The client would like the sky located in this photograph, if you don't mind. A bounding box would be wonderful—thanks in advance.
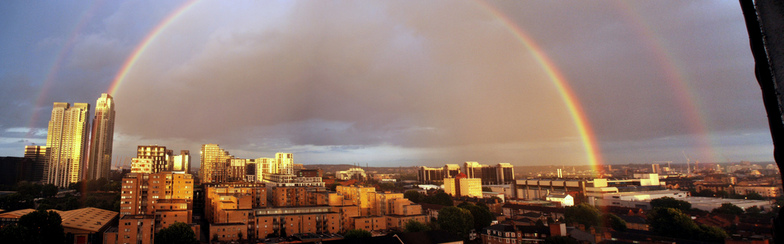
[0,0,773,168]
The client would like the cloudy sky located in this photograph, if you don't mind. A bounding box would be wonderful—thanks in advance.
[0,1,772,168]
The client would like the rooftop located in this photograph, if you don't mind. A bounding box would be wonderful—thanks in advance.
[1,207,118,233]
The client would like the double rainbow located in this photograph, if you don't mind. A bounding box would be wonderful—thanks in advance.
[106,1,606,172]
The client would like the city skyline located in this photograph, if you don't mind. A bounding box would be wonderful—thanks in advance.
[0,1,774,166]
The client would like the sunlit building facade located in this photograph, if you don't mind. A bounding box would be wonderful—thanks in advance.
[276,152,293,175]
[130,158,153,174]
[24,145,47,183]
[200,144,233,183]
[137,145,169,173]
[87,93,115,180]
[46,102,90,188]
[171,150,190,173]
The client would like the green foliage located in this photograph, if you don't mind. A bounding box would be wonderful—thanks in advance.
[422,191,454,206]
[404,219,431,232]
[712,203,744,215]
[488,196,503,204]
[745,206,762,216]
[155,222,197,244]
[459,203,493,231]
[564,203,601,228]
[650,197,691,211]
[0,223,26,243]
[344,229,372,239]
[648,208,698,239]
[41,184,58,198]
[745,192,765,200]
[543,236,579,244]
[697,224,728,242]
[404,190,424,203]
[437,206,474,240]
[482,187,492,192]
[602,213,627,231]
[2,209,66,244]
[0,193,34,211]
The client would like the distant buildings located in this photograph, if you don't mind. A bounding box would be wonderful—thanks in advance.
[87,93,115,180]
[23,145,47,182]
[444,173,482,198]
[199,144,298,185]
[417,162,515,185]
[336,167,366,180]
[46,102,90,188]
[200,144,233,183]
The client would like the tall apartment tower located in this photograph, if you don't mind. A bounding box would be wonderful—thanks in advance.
[464,161,482,178]
[200,144,233,183]
[137,145,168,173]
[87,93,115,180]
[171,150,190,173]
[275,152,293,175]
[46,102,90,188]
[24,145,47,183]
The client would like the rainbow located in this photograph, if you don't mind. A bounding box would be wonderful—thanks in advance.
[107,0,200,96]
[27,3,103,138]
[474,1,604,173]
[616,2,716,164]
[108,0,605,173]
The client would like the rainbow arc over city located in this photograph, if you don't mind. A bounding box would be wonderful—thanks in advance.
[106,1,631,174]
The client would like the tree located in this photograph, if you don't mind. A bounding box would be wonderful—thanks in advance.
[459,203,493,231]
[650,197,691,211]
[745,206,762,216]
[0,224,26,243]
[712,203,744,215]
[404,190,424,203]
[698,224,728,242]
[564,203,601,228]
[404,219,430,232]
[42,184,58,198]
[437,206,474,240]
[745,192,765,200]
[344,229,372,239]
[602,213,627,231]
[155,222,198,244]
[17,209,65,244]
[648,207,700,239]
[426,191,454,206]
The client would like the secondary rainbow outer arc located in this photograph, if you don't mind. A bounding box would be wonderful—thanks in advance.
[109,1,604,171]
[27,3,102,138]
[617,2,716,164]
[475,2,604,172]
[107,0,199,96]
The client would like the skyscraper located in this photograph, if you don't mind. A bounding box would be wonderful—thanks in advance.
[46,102,90,187]
[136,145,168,173]
[87,93,115,180]
[200,144,233,183]
[275,152,293,175]
[171,150,190,173]
[24,145,47,183]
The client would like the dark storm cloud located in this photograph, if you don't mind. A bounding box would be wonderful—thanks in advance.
[115,1,578,160]
[0,1,773,165]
